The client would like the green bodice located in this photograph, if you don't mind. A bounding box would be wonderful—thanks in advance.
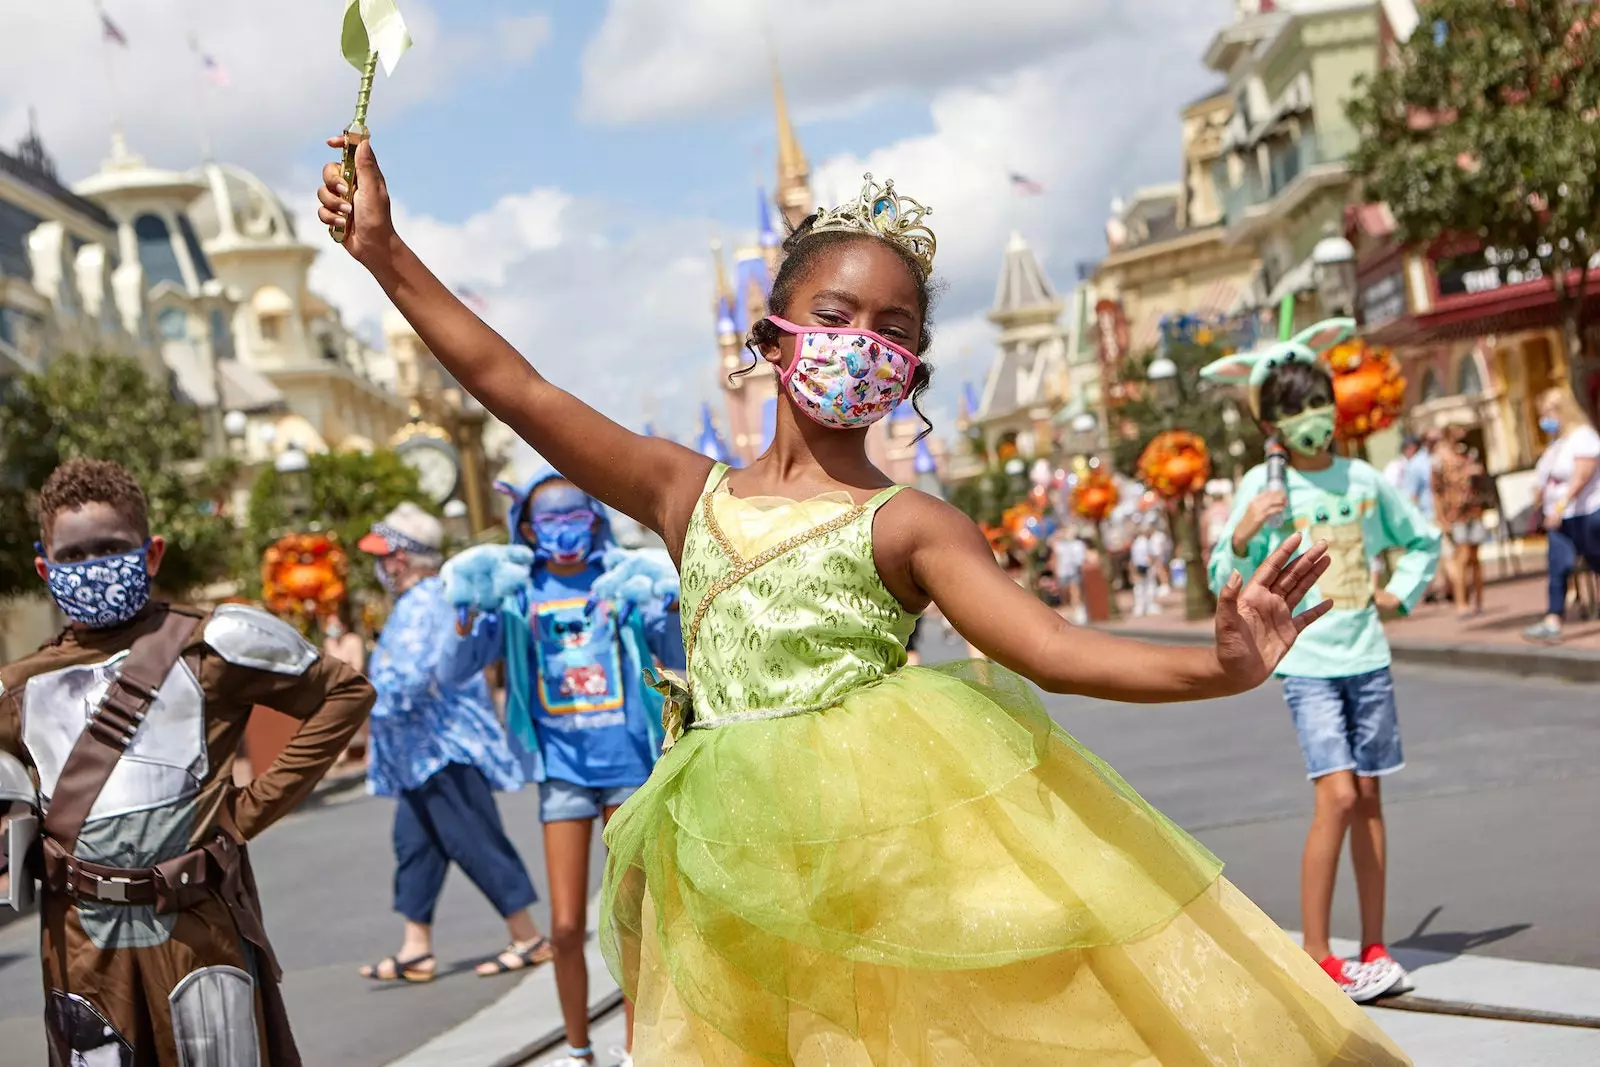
[678,465,915,725]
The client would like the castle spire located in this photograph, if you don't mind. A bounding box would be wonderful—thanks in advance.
[770,55,812,230]
[711,238,734,305]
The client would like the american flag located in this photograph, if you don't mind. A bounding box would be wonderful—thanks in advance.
[455,287,488,313]
[202,53,231,88]
[1009,173,1045,196]
[100,10,128,47]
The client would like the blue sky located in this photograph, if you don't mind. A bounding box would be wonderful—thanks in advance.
[1,0,1231,442]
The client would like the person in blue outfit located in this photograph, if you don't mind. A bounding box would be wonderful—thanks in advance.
[357,503,552,984]
[440,471,683,1067]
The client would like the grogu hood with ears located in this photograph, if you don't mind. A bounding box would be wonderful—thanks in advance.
[494,467,614,563]
[1198,318,1354,420]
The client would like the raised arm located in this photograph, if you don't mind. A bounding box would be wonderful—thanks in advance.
[316,138,712,552]
[893,495,1331,703]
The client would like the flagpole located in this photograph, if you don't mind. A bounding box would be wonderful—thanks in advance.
[92,0,127,153]
[187,34,215,162]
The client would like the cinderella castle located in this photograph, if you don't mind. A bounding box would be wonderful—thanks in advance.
[695,68,943,490]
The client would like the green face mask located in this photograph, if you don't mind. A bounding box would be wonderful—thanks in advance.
[1277,405,1337,456]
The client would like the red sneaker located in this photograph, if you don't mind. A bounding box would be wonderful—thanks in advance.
[1318,954,1404,1003]
[1359,944,1413,994]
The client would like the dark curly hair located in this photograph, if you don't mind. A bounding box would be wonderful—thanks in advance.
[735,215,938,439]
[37,458,149,542]
[1257,359,1335,424]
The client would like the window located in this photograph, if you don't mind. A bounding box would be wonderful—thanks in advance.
[134,214,186,288]
[157,306,188,341]
[210,308,235,360]
[177,215,213,283]
[1457,356,1484,397]
[259,313,284,343]
[1420,367,1445,403]
[0,199,44,279]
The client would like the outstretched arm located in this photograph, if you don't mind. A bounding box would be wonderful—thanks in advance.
[316,139,712,552]
[896,496,1331,703]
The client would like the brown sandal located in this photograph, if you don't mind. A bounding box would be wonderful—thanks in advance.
[476,937,553,976]
[361,953,435,983]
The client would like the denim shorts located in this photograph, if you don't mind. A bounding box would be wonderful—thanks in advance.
[1280,668,1405,780]
[537,778,640,824]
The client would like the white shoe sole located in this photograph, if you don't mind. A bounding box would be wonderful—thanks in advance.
[1345,959,1406,1004]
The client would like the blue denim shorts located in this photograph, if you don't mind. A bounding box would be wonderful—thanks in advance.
[1280,668,1405,780]
[537,778,640,824]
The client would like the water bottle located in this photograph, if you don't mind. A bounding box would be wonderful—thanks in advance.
[1264,438,1288,530]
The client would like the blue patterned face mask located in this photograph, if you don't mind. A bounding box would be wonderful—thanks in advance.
[39,542,153,629]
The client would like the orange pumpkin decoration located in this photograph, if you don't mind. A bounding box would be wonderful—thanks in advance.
[1071,468,1120,523]
[1324,341,1406,444]
[1137,430,1212,501]
[261,532,349,622]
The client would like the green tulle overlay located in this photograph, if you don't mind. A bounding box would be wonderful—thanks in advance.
[601,662,1226,1046]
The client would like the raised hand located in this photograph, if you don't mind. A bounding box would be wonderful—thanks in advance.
[316,136,396,267]
[1214,532,1332,692]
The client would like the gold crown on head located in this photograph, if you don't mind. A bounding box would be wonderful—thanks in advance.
[810,173,936,276]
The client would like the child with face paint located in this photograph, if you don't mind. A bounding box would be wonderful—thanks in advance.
[1206,332,1440,1006]
[322,145,1410,1064]
[439,470,683,1066]
[1,459,374,1065]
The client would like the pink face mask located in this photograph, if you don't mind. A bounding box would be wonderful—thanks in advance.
[767,315,921,430]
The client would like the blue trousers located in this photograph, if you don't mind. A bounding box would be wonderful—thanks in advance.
[1546,511,1600,617]
[393,762,538,925]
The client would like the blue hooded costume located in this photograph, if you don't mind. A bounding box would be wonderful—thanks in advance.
[438,469,684,789]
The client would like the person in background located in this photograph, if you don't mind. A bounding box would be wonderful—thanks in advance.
[1149,520,1173,597]
[1208,349,1439,1005]
[357,503,551,984]
[1382,437,1414,493]
[1129,526,1156,616]
[1524,387,1600,643]
[323,599,370,772]
[1051,526,1088,625]
[1432,427,1487,618]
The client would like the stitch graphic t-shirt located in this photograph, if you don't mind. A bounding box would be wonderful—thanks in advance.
[518,565,655,788]
[1208,456,1440,679]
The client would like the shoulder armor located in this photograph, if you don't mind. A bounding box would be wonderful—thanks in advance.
[204,604,318,676]
[0,750,35,807]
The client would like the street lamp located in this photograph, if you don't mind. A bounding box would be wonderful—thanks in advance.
[1146,356,1179,416]
[1312,231,1357,317]
[1145,357,1215,622]
[274,445,312,522]
[443,499,470,544]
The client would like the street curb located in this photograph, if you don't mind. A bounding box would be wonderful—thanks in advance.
[1102,625,1600,684]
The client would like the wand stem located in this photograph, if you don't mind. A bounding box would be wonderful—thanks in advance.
[330,51,380,245]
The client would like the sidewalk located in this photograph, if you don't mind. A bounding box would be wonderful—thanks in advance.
[1106,572,1600,682]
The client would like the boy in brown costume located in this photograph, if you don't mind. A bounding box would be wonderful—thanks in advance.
[0,459,374,1065]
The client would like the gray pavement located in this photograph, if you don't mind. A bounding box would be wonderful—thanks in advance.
[0,636,1596,1064]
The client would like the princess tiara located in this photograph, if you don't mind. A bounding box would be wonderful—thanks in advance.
[811,173,936,276]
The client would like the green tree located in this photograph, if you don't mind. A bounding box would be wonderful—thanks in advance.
[1111,341,1265,477]
[1348,0,1600,421]
[1112,340,1266,621]
[0,353,239,600]
[242,449,433,600]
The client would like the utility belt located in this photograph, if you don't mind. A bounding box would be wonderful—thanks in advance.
[35,830,239,913]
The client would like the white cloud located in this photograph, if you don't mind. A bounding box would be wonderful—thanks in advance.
[0,1,547,188]
[302,182,719,440]
[579,0,1219,123]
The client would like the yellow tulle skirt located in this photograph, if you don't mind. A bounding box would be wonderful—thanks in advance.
[600,663,1410,1066]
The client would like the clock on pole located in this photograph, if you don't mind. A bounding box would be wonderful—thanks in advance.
[394,429,461,506]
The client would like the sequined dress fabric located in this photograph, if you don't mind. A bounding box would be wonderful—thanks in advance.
[599,465,1410,1066]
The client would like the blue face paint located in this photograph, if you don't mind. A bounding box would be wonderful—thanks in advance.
[528,487,597,565]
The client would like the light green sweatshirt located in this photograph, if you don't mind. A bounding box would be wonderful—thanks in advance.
[1208,456,1440,679]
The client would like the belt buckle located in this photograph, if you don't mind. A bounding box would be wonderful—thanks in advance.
[88,873,132,903]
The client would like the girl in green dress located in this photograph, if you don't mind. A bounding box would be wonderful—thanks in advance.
[317,144,1409,1066]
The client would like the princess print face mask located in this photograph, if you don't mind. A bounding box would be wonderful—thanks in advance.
[39,542,153,629]
[767,316,920,430]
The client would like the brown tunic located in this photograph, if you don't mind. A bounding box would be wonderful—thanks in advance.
[0,602,375,1066]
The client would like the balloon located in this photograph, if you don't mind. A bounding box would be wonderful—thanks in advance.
[1136,430,1212,500]
[262,532,350,622]
[1325,340,1406,443]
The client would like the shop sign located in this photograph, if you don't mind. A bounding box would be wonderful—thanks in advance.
[1358,271,1408,329]
[1435,245,1547,298]
[1095,299,1129,375]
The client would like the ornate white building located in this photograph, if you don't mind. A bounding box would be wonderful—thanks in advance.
[970,231,1072,462]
